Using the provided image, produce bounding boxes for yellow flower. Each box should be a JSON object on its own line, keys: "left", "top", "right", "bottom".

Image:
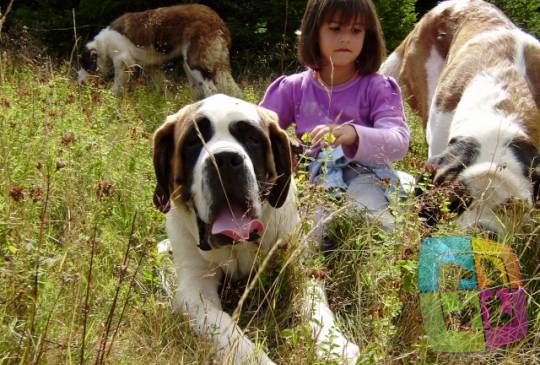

{"left": 324, "top": 132, "right": 336, "bottom": 144}
{"left": 301, "top": 132, "right": 312, "bottom": 143}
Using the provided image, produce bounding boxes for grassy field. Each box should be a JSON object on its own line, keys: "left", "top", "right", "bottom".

{"left": 0, "top": 52, "right": 539, "bottom": 365}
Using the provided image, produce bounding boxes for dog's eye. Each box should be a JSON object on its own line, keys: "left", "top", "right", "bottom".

{"left": 230, "top": 121, "right": 265, "bottom": 149}
{"left": 184, "top": 117, "right": 213, "bottom": 149}
{"left": 189, "top": 117, "right": 213, "bottom": 144}
{"left": 185, "top": 135, "right": 202, "bottom": 148}
{"left": 246, "top": 135, "right": 261, "bottom": 146}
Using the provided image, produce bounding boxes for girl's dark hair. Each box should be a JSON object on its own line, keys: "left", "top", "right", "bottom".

{"left": 299, "top": 0, "right": 386, "bottom": 74}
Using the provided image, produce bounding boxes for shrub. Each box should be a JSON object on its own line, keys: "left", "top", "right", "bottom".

{"left": 487, "top": 0, "right": 540, "bottom": 38}
{"left": 374, "top": 0, "right": 416, "bottom": 52}
{"left": 6, "top": 0, "right": 415, "bottom": 75}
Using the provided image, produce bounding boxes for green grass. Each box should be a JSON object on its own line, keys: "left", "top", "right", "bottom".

{"left": 0, "top": 53, "right": 539, "bottom": 365}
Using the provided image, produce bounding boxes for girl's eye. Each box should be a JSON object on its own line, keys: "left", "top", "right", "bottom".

{"left": 353, "top": 28, "right": 364, "bottom": 34}
{"left": 329, "top": 26, "right": 340, "bottom": 32}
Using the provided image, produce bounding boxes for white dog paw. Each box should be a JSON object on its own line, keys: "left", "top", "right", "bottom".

{"left": 224, "top": 337, "right": 276, "bottom": 365}
{"left": 228, "top": 350, "right": 275, "bottom": 365}
{"left": 316, "top": 332, "right": 360, "bottom": 365}
{"left": 257, "top": 354, "right": 276, "bottom": 365}
{"left": 341, "top": 342, "right": 360, "bottom": 365}
{"left": 157, "top": 239, "right": 172, "bottom": 254}
{"left": 247, "top": 348, "right": 275, "bottom": 365}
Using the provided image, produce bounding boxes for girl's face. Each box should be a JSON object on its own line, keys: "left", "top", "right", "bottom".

{"left": 318, "top": 15, "right": 365, "bottom": 70}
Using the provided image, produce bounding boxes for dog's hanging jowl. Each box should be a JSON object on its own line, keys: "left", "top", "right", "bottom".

{"left": 418, "top": 235, "right": 528, "bottom": 352}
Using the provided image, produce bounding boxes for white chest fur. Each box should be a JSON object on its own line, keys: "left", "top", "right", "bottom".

{"left": 200, "top": 243, "right": 260, "bottom": 280}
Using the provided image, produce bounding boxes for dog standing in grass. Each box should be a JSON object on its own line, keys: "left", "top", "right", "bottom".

{"left": 78, "top": 4, "right": 242, "bottom": 98}
{"left": 380, "top": 0, "right": 540, "bottom": 233}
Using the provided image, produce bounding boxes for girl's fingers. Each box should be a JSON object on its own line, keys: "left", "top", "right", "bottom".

{"left": 332, "top": 128, "right": 346, "bottom": 145}
{"left": 333, "top": 124, "right": 349, "bottom": 137}
{"left": 312, "top": 131, "right": 328, "bottom": 146}
{"left": 311, "top": 124, "right": 357, "bottom": 147}
{"left": 332, "top": 124, "right": 357, "bottom": 146}
{"left": 312, "top": 124, "right": 328, "bottom": 137}
{"left": 311, "top": 125, "right": 330, "bottom": 146}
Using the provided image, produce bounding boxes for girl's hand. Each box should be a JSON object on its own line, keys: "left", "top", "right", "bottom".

{"left": 333, "top": 124, "right": 357, "bottom": 146}
{"left": 311, "top": 124, "right": 357, "bottom": 147}
{"left": 311, "top": 124, "right": 332, "bottom": 147}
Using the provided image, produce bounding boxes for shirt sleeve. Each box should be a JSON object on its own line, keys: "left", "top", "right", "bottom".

{"left": 259, "top": 75, "right": 295, "bottom": 130}
{"left": 342, "top": 75, "right": 410, "bottom": 165}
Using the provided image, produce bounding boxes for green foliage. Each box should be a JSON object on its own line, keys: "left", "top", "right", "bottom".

{"left": 5, "top": 0, "right": 540, "bottom": 75}
{"left": 374, "top": 0, "right": 417, "bottom": 51}
{"left": 0, "top": 55, "right": 198, "bottom": 363}
{"left": 1, "top": 48, "right": 540, "bottom": 364}
{"left": 487, "top": 0, "right": 540, "bottom": 38}
{"left": 207, "top": 0, "right": 306, "bottom": 75}
{"left": 7, "top": 0, "right": 415, "bottom": 75}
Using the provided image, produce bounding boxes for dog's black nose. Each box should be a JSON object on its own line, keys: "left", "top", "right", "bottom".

{"left": 213, "top": 151, "right": 244, "bottom": 170}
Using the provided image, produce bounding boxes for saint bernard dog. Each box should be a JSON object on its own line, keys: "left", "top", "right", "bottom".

{"left": 380, "top": 0, "right": 540, "bottom": 233}
{"left": 78, "top": 4, "right": 242, "bottom": 98}
{"left": 152, "top": 94, "right": 360, "bottom": 364}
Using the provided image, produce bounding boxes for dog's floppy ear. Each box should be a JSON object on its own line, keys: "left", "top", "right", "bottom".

{"left": 532, "top": 156, "right": 540, "bottom": 205}
{"left": 509, "top": 138, "right": 540, "bottom": 206}
{"left": 428, "top": 136, "right": 480, "bottom": 185}
{"left": 257, "top": 106, "right": 292, "bottom": 208}
{"left": 152, "top": 103, "right": 200, "bottom": 213}
{"left": 414, "top": 160, "right": 472, "bottom": 228}
{"left": 288, "top": 135, "right": 305, "bottom": 172}
{"left": 152, "top": 118, "right": 176, "bottom": 213}
{"left": 80, "top": 48, "right": 98, "bottom": 73}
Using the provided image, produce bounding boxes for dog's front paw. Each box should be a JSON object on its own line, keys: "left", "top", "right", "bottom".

{"left": 316, "top": 331, "right": 360, "bottom": 365}
{"left": 256, "top": 353, "right": 276, "bottom": 365}
{"left": 226, "top": 350, "right": 275, "bottom": 365}
{"left": 223, "top": 337, "right": 276, "bottom": 365}
{"left": 244, "top": 347, "right": 276, "bottom": 365}
{"left": 341, "top": 342, "right": 360, "bottom": 365}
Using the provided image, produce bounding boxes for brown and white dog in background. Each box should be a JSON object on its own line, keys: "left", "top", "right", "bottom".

{"left": 380, "top": 0, "right": 540, "bottom": 234}
{"left": 153, "top": 94, "right": 360, "bottom": 365}
{"left": 78, "top": 4, "right": 242, "bottom": 97}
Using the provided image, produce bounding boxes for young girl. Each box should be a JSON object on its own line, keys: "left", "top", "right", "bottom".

{"left": 260, "top": 0, "right": 410, "bottom": 230}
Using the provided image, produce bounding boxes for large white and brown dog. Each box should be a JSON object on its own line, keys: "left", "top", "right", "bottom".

{"left": 78, "top": 4, "right": 242, "bottom": 97}
{"left": 152, "top": 94, "right": 359, "bottom": 364}
{"left": 380, "top": 0, "right": 540, "bottom": 233}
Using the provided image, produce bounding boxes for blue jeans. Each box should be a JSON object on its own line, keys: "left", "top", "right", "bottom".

{"left": 309, "top": 146, "right": 414, "bottom": 234}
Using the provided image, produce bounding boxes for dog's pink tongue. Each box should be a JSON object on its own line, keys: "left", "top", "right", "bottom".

{"left": 211, "top": 205, "right": 264, "bottom": 241}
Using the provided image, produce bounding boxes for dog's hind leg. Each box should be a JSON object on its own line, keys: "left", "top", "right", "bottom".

{"left": 183, "top": 34, "right": 242, "bottom": 99}
{"left": 301, "top": 277, "right": 360, "bottom": 364}
{"left": 214, "top": 68, "right": 243, "bottom": 98}
{"left": 182, "top": 41, "right": 218, "bottom": 99}
{"left": 205, "top": 35, "right": 243, "bottom": 98}
{"left": 111, "top": 54, "right": 134, "bottom": 95}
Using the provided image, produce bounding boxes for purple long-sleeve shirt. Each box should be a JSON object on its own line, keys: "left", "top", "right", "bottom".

{"left": 260, "top": 69, "right": 409, "bottom": 165}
